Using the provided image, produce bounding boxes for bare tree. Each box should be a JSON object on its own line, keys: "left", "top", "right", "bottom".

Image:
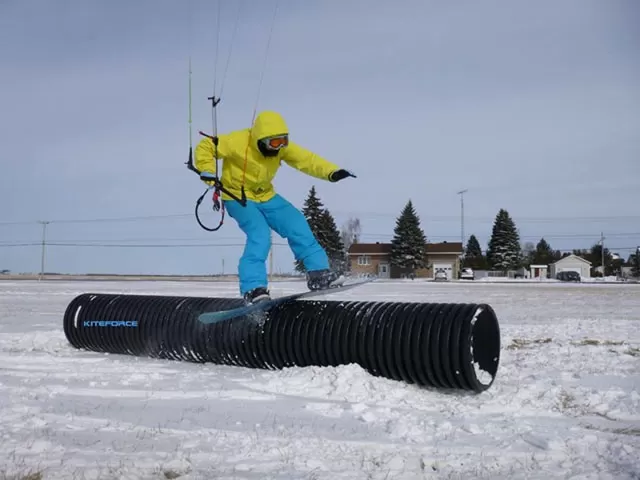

{"left": 340, "top": 217, "right": 361, "bottom": 253}
{"left": 521, "top": 241, "right": 535, "bottom": 267}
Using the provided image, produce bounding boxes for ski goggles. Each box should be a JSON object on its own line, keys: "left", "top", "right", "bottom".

{"left": 261, "top": 134, "right": 289, "bottom": 150}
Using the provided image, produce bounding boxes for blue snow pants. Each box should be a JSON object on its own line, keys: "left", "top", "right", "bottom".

{"left": 224, "top": 194, "right": 329, "bottom": 295}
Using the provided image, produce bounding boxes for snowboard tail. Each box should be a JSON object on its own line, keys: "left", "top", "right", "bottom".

{"left": 198, "top": 276, "right": 374, "bottom": 325}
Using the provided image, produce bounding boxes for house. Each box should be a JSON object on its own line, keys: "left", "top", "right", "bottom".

{"left": 549, "top": 254, "right": 591, "bottom": 279}
{"left": 529, "top": 264, "right": 548, "bottom": 279}
{"left": 348, "top": 241, "right": 464, "bottom": 280}
{"left": 348, "top": 242, "right": 392, "bottom": 278}
{"left": 424, "top": 242, "right": 464, "bottom": 280}
{"left": 620, "top": 266, "right": 634, "bottom": 280}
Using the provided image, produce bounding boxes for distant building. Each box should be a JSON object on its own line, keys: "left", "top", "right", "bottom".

{"left": 620, "top": 266, "right": 634, "bottom": 280}
{"left": 529, "top": 265, "right": 548, "bottom": 279}
{"left": 348, "top": 241, "right": 464, "bottom": 280}
{"left": 549, "top": 254, "right": 591, "bottom": 279}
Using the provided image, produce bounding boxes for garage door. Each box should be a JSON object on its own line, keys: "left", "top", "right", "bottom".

{"left": 559, "top": 267, "right": 581, "bottom": 274}
{"left": 433, "top": 263, "right": 453, "bottom": 280}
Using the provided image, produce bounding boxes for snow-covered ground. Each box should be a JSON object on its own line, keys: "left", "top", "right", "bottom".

{"left": 1, "top": 279, "right": 639, "bottom": 479}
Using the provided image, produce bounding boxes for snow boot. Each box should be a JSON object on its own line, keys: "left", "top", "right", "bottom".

{"left": 243, "top": 287, "right": 271, "bottom": 305}
{"left": 306, "top": 269, "right": 345, "bottom": 291}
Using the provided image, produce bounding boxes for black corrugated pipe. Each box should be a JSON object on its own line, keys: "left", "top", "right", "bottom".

{"left": 63, "top": 293, "right": 501, "bottom": 393}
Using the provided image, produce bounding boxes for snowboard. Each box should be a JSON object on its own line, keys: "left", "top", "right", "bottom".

{"left": 198, "top": 276, "right": 375, "bottom": 325}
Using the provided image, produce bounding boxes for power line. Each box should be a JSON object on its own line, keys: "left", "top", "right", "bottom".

{"left": 336, "top": 212, "right": 640, "bottom": 222}
{"left": 0, "top": 235, "right": 248, "bottom": 244}
{"left": 49, "top": 213, "right": 193, "bottom": 224}
{"left": 357, "top": 232, "right": 640, "bottom": 240}
{"left": 0, "top": 220, "right": 39, "bottom": 226}
{"left": 0, "top": 242, "right": 290, "bottom": 248}
{"left": 0, "top": 213, "right": 192, "bottom": 227}
{"left": 1, "top": 242, "right": 638, "bottom": 252}
{"left": 3, "top": 213, "right": 640, "bottom": 227}
{"left": 2, "top": 232, "right": 639, "bottom": 245}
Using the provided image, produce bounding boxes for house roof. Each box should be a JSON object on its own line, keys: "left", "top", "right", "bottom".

{"left": 551, "top": 254, "right": 592, "bottom": 265}
{"left": 348, "top": 242, "right": 392, "bottom": 254}
{"left": 426, "top": 242, "right": 463, "bottom": 254}
{"left": 348, "top": 241, "right": 463, "bottom": 255}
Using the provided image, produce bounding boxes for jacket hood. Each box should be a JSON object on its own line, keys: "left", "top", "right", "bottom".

{"left": 251, "top": 111, "right": 289, "bottom": 140}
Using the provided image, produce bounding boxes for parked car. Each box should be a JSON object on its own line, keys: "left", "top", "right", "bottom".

{"left": 434, "top": 268, "right": 448, "bottom": 281}
{"left": 556, "top": 271, "right": 581, "bottom": 282}
{"left": 460, "top": 267, "right": 474, "bottom": 280}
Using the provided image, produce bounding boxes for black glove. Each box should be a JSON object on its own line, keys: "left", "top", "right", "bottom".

{"left": 329, "top": 169, "right": 356, "bottom": 182}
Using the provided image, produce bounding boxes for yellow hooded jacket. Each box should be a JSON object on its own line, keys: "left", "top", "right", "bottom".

{"left": 194, "top": 111, "right": 340, "bottom": 203}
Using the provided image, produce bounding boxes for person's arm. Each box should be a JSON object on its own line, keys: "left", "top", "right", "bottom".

{"left": 194, "top": 134, "right": 231, "bottom": 177}
{"left": 282, "top": 142, "right": 355, "bottom": 182}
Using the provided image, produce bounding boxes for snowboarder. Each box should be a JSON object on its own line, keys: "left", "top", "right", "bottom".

{"left": 194, "top": 110, "right": 355, "bottom": 304}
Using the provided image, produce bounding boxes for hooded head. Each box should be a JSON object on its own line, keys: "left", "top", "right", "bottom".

{"left": 251, "top": 111, "right": 289, "bottom": 157}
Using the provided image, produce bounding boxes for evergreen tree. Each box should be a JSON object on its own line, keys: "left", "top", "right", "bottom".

{"left": 611, "top": 254, "right": 625, "bottom": 277}
{"left": 295, "top": 186, "right": 345, "bottom": 274}
{"left": 589, "top": 243, "right": 612, "bottom": 276}
{"left": 295, "top": 186, "right": 325, "bottom": 273}
{"left": 301, "top": 186, "right": 324, "bottom": 231}
{"left": 631, "top": 251, "right": 640, "bottom": 278}
{"left": 572, "top": 248, "right": 591, "bottom": 262}
{"left": 531, "top": 237, "right": 556, "bottom": 266}
{"left": 318, "top": 209, "right": 346, "bottom": 273}
{"left": 390, "top": 200, "right": 428, "bottom": 273}
{"left": 463, "top": 234, "right": 486, "bottom": 269}
{"left": 486, "top": 208, "right": 522, "bottom": 271}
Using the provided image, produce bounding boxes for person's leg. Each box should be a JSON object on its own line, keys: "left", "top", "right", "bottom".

{"left": 258, "top": 194, "right": 329, "bottom": 272}
{"left": 224, "top": 199, "right": 271, "bottom": 298}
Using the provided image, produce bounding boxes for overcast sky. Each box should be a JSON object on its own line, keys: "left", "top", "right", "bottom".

{"left": 1, "top": 0, "right": 639, "bottom": 275}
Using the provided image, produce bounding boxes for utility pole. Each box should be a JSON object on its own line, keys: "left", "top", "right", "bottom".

{"left": 457, "top": 189, "right": 468, "bottom": 276}
{"left": 269, "top": 231, "right": 274, "bottom": 281}
{"left": 600, "top": 231, "right": 605, "bottom": 278}
{"left": 457, "top": 189, "right": 468, "bottom": 250}
{"left": 38, "top": 221, "right": 50, "bottom": 280}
